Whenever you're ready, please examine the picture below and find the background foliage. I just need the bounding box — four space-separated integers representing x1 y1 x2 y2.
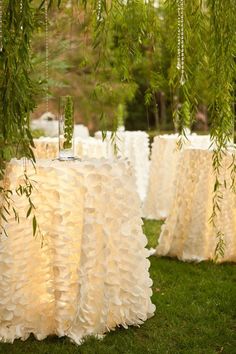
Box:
32 0 235 135
0 0 40 175
0 0 235 151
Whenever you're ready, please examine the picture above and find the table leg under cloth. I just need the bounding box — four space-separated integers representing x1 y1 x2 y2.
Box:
0 159 155 344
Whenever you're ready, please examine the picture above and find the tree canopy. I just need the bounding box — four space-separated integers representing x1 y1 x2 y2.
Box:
0 0 235 168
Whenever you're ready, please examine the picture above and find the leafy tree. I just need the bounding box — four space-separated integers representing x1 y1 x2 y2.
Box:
0 0 41 176
32 1 137 132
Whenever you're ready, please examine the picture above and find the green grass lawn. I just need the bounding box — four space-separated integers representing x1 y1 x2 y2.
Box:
0 220 235 354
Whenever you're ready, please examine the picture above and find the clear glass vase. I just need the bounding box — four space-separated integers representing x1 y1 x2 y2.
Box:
58 96 75 160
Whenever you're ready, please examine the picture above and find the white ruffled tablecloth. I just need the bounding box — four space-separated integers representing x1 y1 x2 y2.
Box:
95 131 150 202
33 137 107 160
31 119 89 139
156 148 236 263
143 134 212 220
0 158 155 344
74 125 90 139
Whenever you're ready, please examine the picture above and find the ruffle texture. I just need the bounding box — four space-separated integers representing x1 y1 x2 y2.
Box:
0 158 155 344
31 121 89 139
143 134 212 220
33 137 107 160
156 148 236 263
95 131 150 202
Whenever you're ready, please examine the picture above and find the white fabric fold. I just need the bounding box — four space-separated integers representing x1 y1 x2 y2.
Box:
95 131 150 202
156 148 236 263
0 158 155 344
143 134 212 220
33 137 107 160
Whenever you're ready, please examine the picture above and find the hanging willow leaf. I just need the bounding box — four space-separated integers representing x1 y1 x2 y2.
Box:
26 205 32 218
3 206 10 216
12 207 19 223
32 215 37 236
0 212 8 223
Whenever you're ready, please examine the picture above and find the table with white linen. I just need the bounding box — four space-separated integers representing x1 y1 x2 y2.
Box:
143 134 212 220
74 125 90 139
95 131 150 202
31 119 89 139
156 148 236 263
33 137 107 160
0 158 155 344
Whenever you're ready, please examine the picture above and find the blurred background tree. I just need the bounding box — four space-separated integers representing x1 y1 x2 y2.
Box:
32 1 137 133
31 0 235 135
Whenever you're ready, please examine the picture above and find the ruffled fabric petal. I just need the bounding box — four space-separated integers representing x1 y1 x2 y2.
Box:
156 148 236 263
0 158 155 344
143 134 212 220
95 131 150 203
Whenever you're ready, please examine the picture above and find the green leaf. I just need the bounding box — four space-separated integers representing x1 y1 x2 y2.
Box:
32 216 37 236
0 212 8 223
3 206 10 216
26 206 32 218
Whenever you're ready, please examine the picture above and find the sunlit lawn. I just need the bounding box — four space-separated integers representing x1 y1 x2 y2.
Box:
0 220 235 354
